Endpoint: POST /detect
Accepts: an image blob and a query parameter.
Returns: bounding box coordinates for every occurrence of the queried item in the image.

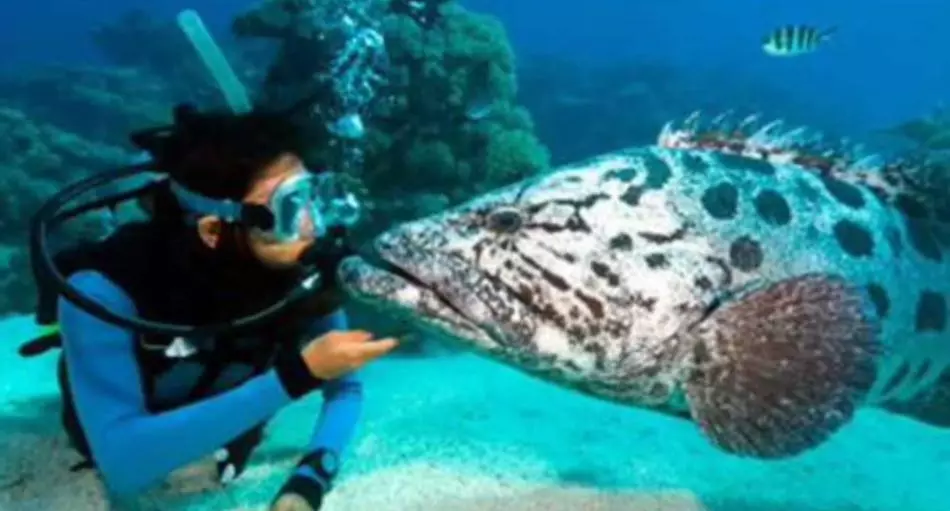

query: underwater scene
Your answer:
[1,0,950,510]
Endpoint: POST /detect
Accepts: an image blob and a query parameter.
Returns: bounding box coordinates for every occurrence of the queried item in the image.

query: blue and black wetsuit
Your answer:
[28,222,360,505]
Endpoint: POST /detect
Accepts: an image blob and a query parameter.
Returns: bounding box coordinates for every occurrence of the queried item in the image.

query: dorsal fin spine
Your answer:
[657,110,950,226]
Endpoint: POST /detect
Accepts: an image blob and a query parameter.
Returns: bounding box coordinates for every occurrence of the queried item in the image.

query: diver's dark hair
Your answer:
[140,104,307,200]
[132,103,308,230]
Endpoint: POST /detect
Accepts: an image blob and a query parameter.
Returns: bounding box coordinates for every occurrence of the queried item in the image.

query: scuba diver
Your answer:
[21,102,397,510]
[19,7,400,507]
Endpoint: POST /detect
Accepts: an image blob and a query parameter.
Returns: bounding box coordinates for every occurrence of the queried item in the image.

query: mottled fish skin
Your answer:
[339,115,950,454]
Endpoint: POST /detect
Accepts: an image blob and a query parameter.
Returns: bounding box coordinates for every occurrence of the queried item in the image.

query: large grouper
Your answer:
[337,112,950,459]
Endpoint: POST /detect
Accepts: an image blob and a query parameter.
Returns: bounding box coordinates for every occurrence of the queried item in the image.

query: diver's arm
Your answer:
[271,310,365,507]
[59,270,323,496]
[301,310,363,482]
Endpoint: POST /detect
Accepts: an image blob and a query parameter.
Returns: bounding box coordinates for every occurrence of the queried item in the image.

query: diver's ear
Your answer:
[197,216,223,249]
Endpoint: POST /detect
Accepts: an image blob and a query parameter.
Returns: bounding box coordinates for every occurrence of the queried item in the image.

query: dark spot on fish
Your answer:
[558,252,577,263]
[564,176,583,183]
[609,233,633,251]
[701,182,739,220]
[520,253,571,291]
[539,303,568,330]
[620,186,644,206]
[679,153,708,173]
[695,276,714,290]
[934,201,950,223]
[887,228,903,256]
[646,381,672,401]
[915,291,947,332]
[574,289,605,319]
[866,284,890,318]
[692,340,711,366]
[728,236,763,272]
[12,135,34,153]
[715,153,775,175]
[674,302,694,315]
[820,176,865,209]
[795,178,821,203]
[881,363,911,397]
[833,220,874,258]
[911,360,933,386]
[896,194,929,219]
[632,292,658,312]
[933,225,950,248]
[639,224,689,244]
[605,167,638,182]
[590,261,621,286]
[906,219,943,262]
[643,152,672,189]
[583,343,607,371]
[645,253,669,269]
[753,189,792,226]
[704,256,733,287]
[486,208,524,234]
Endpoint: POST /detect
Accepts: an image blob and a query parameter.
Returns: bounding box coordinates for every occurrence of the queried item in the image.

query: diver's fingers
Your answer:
[327,330,373,344]
[356,338,399,361]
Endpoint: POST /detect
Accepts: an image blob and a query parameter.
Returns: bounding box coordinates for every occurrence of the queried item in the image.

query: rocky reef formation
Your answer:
[0,106,134,314]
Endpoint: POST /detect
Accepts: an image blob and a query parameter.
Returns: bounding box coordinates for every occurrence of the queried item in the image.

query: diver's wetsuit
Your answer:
[57,269,361,496]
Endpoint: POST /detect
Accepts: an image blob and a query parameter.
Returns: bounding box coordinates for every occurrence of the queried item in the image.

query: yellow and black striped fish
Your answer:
[762,25,836,57]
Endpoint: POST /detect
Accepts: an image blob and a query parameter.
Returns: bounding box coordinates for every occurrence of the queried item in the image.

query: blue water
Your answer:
[2,0,948,128]
[2,1,950,510]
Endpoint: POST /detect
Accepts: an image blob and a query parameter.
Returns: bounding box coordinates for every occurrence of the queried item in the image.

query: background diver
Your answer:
[21,103,398,511]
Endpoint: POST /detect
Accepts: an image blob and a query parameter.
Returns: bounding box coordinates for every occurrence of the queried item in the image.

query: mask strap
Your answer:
[168,181,244,223]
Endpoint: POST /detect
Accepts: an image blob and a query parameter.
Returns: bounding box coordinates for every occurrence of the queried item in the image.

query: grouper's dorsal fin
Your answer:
[657,110,950,223]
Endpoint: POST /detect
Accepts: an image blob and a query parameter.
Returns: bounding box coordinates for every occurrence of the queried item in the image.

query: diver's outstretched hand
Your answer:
[302,330,398,380]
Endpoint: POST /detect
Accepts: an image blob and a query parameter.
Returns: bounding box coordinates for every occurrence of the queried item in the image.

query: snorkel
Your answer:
[29,9,366,338]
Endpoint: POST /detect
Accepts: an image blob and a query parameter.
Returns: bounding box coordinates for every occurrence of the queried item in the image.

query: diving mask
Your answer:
[169,170,362,243]
[266,171,361,242]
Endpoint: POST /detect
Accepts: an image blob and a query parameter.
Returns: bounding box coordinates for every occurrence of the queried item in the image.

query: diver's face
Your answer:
[196,152,315,269]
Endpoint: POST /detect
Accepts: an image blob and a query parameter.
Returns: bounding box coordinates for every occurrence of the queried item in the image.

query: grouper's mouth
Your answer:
[337,248,493,343]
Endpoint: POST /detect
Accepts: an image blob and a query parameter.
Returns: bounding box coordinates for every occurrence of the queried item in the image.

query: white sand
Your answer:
[1,315,948,511]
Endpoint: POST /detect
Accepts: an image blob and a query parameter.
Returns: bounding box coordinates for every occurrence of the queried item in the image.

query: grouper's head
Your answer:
[339,150,715,407]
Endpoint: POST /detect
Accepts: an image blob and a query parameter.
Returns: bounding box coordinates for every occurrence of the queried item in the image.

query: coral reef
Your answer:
[0,106,133,314]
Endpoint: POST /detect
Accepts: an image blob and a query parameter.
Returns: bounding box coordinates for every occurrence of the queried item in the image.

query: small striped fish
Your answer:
[762,25,836,57]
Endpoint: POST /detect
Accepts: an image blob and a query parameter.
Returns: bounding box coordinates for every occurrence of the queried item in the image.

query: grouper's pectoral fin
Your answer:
[679,274,882,458]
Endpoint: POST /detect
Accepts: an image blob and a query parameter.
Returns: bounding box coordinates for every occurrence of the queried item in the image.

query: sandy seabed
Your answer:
[0,315,946,511]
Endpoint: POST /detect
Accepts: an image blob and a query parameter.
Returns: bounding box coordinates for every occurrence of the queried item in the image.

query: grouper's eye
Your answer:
[485,207,524,234]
